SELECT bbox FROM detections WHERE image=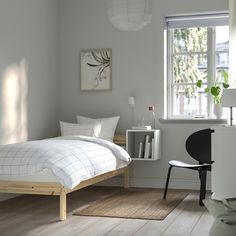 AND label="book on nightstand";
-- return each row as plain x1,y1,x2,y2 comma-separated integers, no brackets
151,138,155,159
138,142,144,158
144,135,151,159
